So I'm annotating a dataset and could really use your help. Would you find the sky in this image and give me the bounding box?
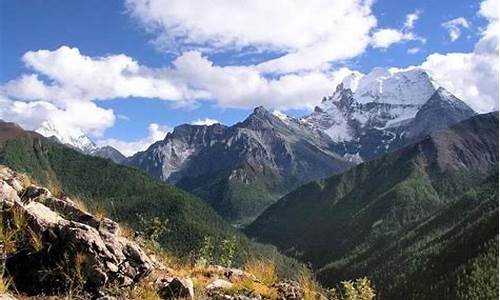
[0,0,498,155]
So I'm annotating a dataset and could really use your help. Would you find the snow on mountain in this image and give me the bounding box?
[36,120,98,154]
[301,67,476,162]
[36,120,126,163]
[304,68,438,141]
[352,67,438,105]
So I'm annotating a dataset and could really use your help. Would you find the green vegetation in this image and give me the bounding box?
[196,235,237,267]
[176,163,295,226]
[0,129,302,276]
[247,113,499,300]
[327,277,376,300]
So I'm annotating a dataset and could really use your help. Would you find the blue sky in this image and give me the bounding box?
[0,0,497,155]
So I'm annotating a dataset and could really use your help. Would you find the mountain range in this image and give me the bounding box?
[129,106,353,225]
[0,120,301,274]
[2,65,498,299]
[246,112,499,299]
[34,68,480,226]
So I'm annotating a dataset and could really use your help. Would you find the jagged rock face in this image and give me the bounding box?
[301,68,477,161]
[0,166,153,297]
[129,106,353,224]
[405,87,477,139]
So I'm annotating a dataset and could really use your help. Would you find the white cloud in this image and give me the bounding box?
[2,0,497,150]
[126,0,377,73]
[3,46,206,104]
[192,118,220,126]
[405,10,421,29]
[371,28,416,48]
[173,51,354,109]
[0,94,115,136]
[370,11,424,49]
[419,0,498,113]
[407,47,421,54]
[442,17,469,42]
[96,123,172,156]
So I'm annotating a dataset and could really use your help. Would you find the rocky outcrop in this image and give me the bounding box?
[0,166,153,297]
[156,276,194,299]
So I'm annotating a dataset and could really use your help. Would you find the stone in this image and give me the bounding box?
[274,280,304,300]
[206,279,233,290]
[6,178,23,193]
[0,166,154,297]
[156,277,194,300]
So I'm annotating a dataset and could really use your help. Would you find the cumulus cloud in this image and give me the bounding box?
[96,123,172,156]
[173,51,354,109]
[3,46,206,104]
[442,17,469,42]
[419,0,498,112]
[192,118,220,126]
[126,0,377,73]
[371,29,416,48]
[1,0,497,151]
[0,94,115,136]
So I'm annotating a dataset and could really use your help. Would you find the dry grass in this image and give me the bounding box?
[243,259,277,286]
[72,198,106,221]
[0,274,12,295]
[128,279,161,300]
[228,277,278,299]
[27,227,44,252]
[298,270,323,300]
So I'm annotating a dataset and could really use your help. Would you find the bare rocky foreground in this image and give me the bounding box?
[0,166,322,300]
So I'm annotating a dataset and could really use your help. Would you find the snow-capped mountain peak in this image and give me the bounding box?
[36,120,98,154]
[350,67,437,105]
[301,67,475,162]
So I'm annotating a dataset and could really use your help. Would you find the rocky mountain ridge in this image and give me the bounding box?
[129,106,353,224]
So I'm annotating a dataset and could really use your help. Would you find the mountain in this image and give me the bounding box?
[90,145,127,164]
[0,120,302,273]
[36,120,126,163]
[129,106,354,225]
[37,120,98,153]
[246,112,499,299]
[301,68,477,161]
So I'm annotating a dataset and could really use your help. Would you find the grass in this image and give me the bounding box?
[128,280,161,300]
[298,271,323,300]
[243,259,277,286]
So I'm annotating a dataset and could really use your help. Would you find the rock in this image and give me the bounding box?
[6,178,23,193]
[0,181,20,206]
[207,265,257,282]
[206,279,233,290]
[208,288,262,300]
[0,166,153,297]
[156,277,194,300]
[274,280,304,300]
[22,185,51,201]
[99,217,120,235]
